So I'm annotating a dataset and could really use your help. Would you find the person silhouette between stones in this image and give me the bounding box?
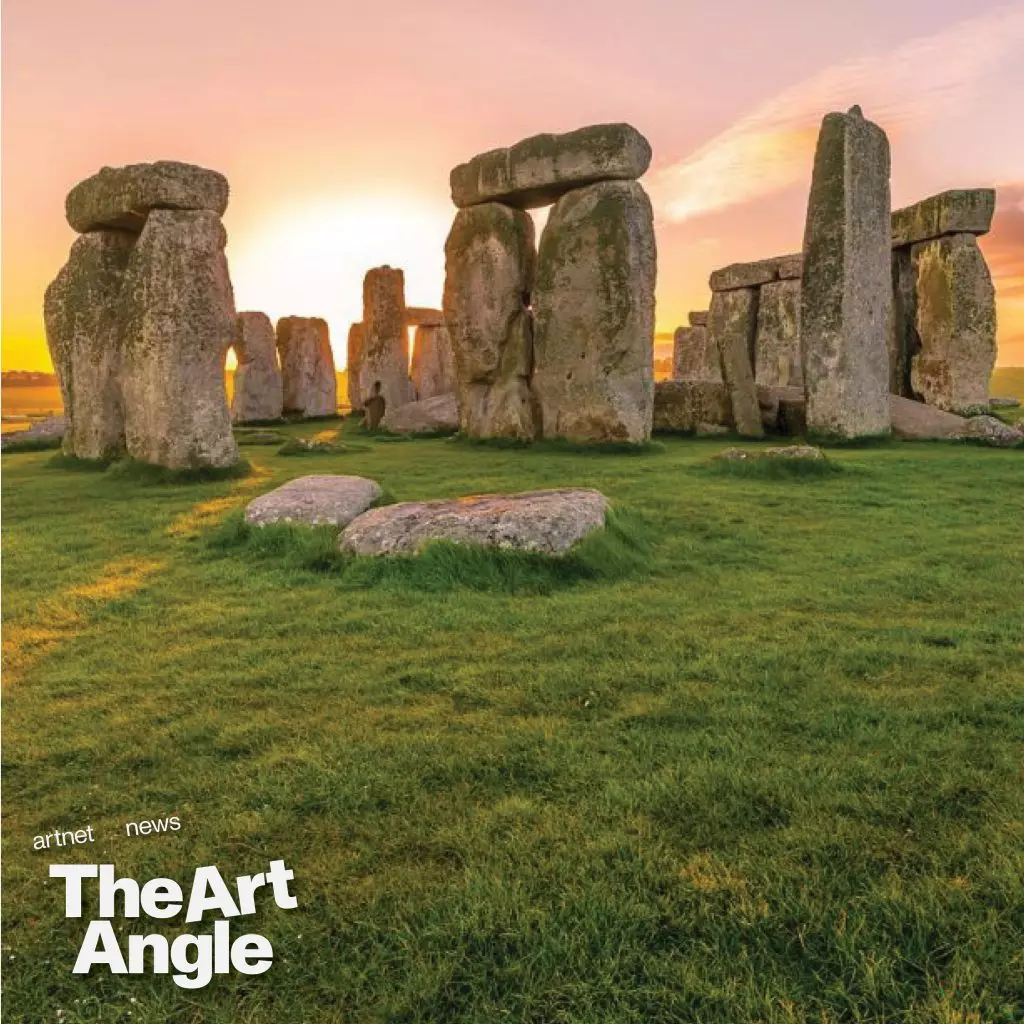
[364,381,386,429]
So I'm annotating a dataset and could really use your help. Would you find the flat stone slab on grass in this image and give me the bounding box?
[716,445,826,461]
[245,475,382,527]
[450,123,651,209]
[65,161,229,233]
[989,396,1021,409]
[381,393,459,434]
[340,489,609,556]
[960,416,1023,448]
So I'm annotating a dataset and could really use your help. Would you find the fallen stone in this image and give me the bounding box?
[708,287,763,437]
[959,415,1023,448]
[801,106,892,439]
[245,474,382,527]
[450,123,651,209]
[889,395,967,439]
[362,266,413,414]
[688,311,708,327]
[990,396,1021,409]
[754,279,802,388]
[0,415,67,451]
[65,161,229,234]
[119,210,238,469]
[910,233,996,413]
[716,444,825,461]
[443,202,536,439]
[231,312,283,423]
[672,325,721,382]
[405,307,445,327]
[44,230,134,460]
[532,180,656,443]
[277,317,337,418]
[347,322,365,411]
[380,393,459,434]
[891,189,996,248]
[653,381,732,432]
[340,488,609,556]
[411,324,456,401]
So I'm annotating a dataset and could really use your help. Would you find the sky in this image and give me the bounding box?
[3,0,1023,372]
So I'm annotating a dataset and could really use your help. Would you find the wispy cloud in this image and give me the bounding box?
[651,3,1024,223]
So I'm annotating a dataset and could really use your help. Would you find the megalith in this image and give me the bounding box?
[754,279,802,388]
[443,203,537,439]
[119,210,239,468]
[44,230,135,460]
[708,287,763,437]
[231,312,283,423]
[411,323,456,401]
[347,322,365,412]
[910,234,996,412]
[800,106,892,438]
[532,180,656,443]
[672,320,721,381]
[361,266,413,414]
[276,317,337,418]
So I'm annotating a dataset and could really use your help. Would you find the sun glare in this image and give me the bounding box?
[228,195,454,368]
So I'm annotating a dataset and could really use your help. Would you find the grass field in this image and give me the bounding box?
[2,419,1023,1023]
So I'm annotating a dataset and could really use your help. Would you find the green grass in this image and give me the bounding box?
[2,416,1023,1023]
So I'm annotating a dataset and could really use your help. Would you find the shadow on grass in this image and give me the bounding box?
[277,439,373,456]
[106,458,253,486]
[44,452,115,472]
[448,434,666,456]
[2,436,64,454]
[207,506,653,594]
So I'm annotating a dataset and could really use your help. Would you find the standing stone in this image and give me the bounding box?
[532,180,656,442]
[119,210,238,468]
[443,203,537,439]
[888,247,917,397]
[708,288,763,437]
[800,106,892,438]
[362,267,413,414]
[411,324,456,400]
[231,312,283,423]
[276,316,337,418]
[755,279,802,388]
[910,233,996,412]
[43,230,134,460]
[347,322,365,411]
[671,325,721,381]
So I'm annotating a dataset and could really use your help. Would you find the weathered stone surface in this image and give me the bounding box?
[231,312,283,423]
[451,123,651,209]
[405,307,445,327]
[411,324,456,400]
[653,381,731,432]
[801,106,892,439]
[889,395,966,439]
[44,230,134,460]
[754,279,802,388]
[709,253,803,292]
[119,210,238,468]
[891,189,996,248]
[716,444,825,461]
[689,311,708,327]
[708,287,762,437]
[0,415,67,451]
[960,415,1023,447]
[245,474,381,527]
[443,203,536,439]
[757,384,804,433]
[66,161,229,234]
[276,317,337,418]
[346,322,365,411]
[362,266,413,415]
[990,396,1021,409]
[671,325,722,382]
[340,488,609,556]
[910,233,996,413]
[776,253,804,280]
[533,180,656,442]
[380,393,459,434]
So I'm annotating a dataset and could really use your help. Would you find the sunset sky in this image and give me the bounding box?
[3,0,1023,371]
